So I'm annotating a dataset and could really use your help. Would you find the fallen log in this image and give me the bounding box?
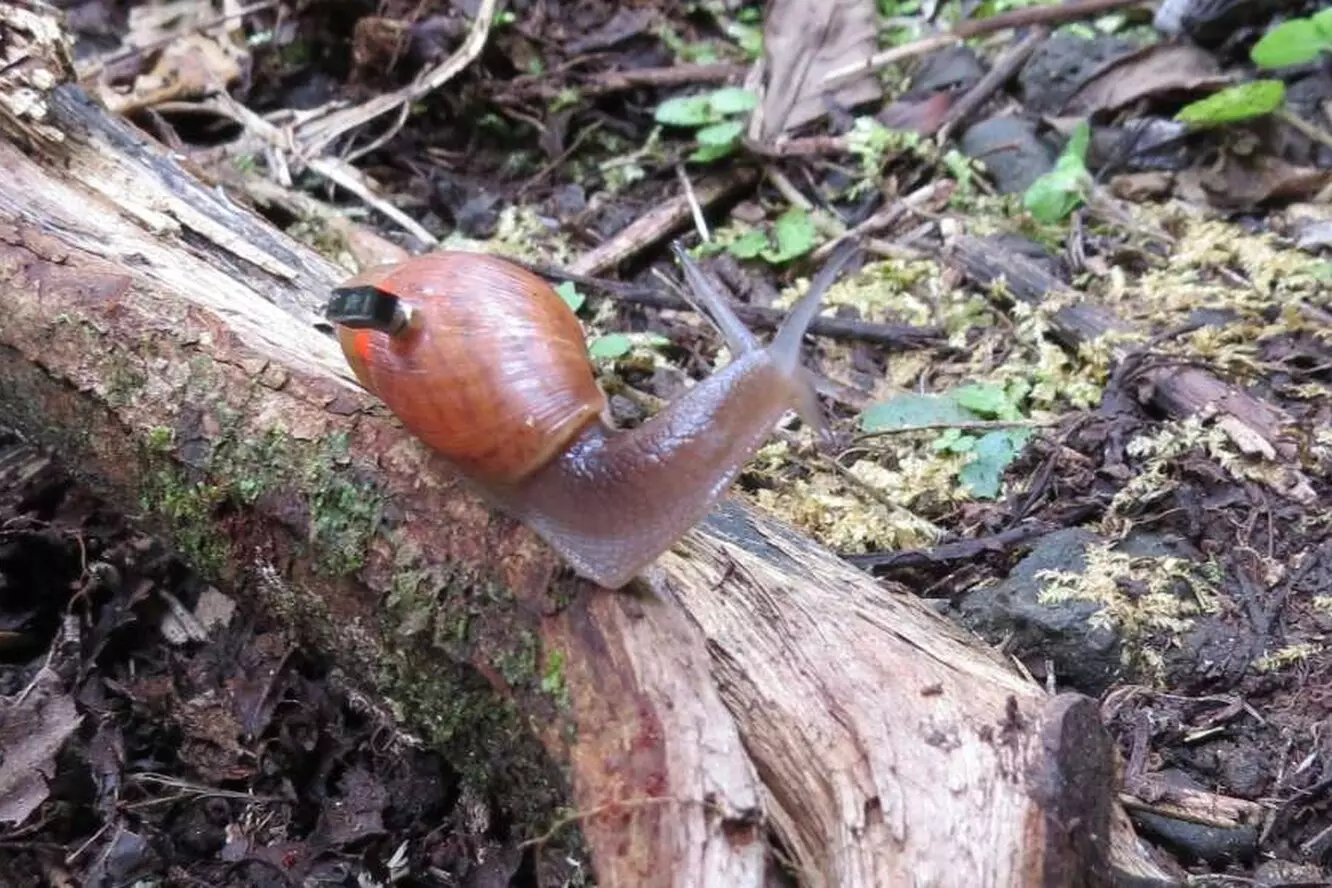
[0,7,1174,887]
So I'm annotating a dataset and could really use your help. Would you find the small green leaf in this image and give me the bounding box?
[555,281,585,313]
[695,119,745,147]
[1251,19,1331,69]
[1022,120,1092,224]
[1176,80,1286,127]
[655,95,716,127]
[1064,119,1091,162]
[1315,9,1332,37]
[761,207,818,263]
[859,393,978,432]
[951,383,1018,419]
[725,22,763,58]
[932,428,977,454]
[708,86,759,116]
[689,140,738,163]
[958,429,1034,498]
[726,228,768,259]
[588,333,633,359]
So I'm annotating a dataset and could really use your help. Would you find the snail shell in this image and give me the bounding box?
[335,252,607,486]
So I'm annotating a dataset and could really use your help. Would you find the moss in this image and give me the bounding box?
[377,643,547,797]
[133,415,387,581]
[146,426,174,452]
[300,433,384,576]
[218,426,288,505]
[1035,543,1219,682]
[540,648,570,711]
[1253,643,1321,673]
[139,467,231,576]
[102,346,146,408]
[3,303,574,847]
[496,630,539,687]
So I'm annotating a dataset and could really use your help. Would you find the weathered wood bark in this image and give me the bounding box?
[0,8,1175,887]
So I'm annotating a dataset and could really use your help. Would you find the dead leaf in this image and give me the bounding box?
[1109,171,1175,202]
[1176,155,1332,210]
[565,8,657,54]
[101,34,245,115]
[177,692,250,782]
[878,91,952,136]
[313,764,388,846]
[760,0,881,138]
[1063,42,1231,117]
[1283,202,1332,251]
[0,668,80,825]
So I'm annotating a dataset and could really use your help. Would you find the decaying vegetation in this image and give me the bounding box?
[2,0,1331,885]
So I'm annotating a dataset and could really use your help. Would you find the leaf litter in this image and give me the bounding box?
[8,0,1332,884]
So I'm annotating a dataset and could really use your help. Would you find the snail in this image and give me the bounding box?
[324,244,856,589]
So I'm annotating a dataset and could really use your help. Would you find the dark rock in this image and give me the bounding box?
[911,45,986,95]
[455,193,501,239]
[1091,118,1194,174]
[549,183,586,220]
[954,527,1123,694]
[1281,74,1332,168]
[959,117,1056,195]
[280,72,342,112]
[956,527,1207,694]
[1217,742,1271,798]
[590,202,638,240]
[1018,32,1138,115]
[1154,0,1302,51]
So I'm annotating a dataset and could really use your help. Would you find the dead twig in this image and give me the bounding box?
[500,62,745,101]
[766,167,923,261]
[854,418,1059,441]
[822,0,1148,90]
[611,284,944,349]
[742,134,850,158]
[812,180,950,261]
[569,169,758,276]
[290,0,499,159]
[678,164,711,243]
[505,259,945,349]
[938,26,1049,142]
[843,513,1096,571]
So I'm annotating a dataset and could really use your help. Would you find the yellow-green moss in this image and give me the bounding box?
[1035,544,1219,681]
[135,417,385,581]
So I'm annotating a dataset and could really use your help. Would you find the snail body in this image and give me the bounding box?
[327,247,853,589]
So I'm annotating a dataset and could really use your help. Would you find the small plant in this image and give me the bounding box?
[557,280,670,360]
[858,381,1036,499]
[842,116,981,202]
[1250,9,1332,69]
[1175,79,1287,127]
[555,281,585,313]
[587,332,671,360]
[1023,121,1092,224]
[654,86,758,162]
[720,207,820,265]
[1174,10,1332,127]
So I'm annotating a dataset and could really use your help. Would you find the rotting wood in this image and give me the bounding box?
[0,7,1178,887]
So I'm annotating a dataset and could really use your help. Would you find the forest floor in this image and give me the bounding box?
[3,0,1332,885]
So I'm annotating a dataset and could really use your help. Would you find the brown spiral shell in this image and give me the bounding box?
[334,252,606,485]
